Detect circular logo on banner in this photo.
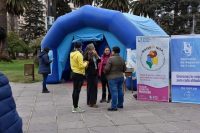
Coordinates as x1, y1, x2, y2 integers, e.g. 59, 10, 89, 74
140, 45, 165, 71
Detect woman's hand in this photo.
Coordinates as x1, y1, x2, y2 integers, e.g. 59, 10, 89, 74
93, 50, 99, 58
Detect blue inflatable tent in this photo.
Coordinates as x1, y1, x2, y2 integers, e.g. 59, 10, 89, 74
41, 5, 167, 84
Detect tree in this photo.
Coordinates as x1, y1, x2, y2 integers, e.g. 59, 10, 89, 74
30, 37, 43, 57
56, 0, 72, 19
0, 27, 7, 58
131, 0, 200, 35
7, 32, 28, 59
6, 0, 27, 15
20, 0, 45, 43
101, 0, 129, 12
30, 37, 43, 66
6, 0, 28, 31
71, 0, 93, 7
130, 0, 154, 17
0, 0, 8, 58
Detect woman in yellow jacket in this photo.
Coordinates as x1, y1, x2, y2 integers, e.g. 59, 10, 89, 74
70, 42, 88, 113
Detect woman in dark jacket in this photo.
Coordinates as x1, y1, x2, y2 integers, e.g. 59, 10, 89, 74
0, 72, 23, 133
38, 47, 52, 93
84, 43, 100, 108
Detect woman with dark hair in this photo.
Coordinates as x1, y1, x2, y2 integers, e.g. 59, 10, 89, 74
38, 47, 52, 93
104, 46, 126, 111
84, 43, 100, 108
98, 47, 111, 103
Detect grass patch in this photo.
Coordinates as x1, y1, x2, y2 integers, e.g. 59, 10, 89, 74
0, 59, 42, 83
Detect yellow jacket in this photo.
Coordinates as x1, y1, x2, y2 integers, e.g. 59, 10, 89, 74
70, 50, 87, 75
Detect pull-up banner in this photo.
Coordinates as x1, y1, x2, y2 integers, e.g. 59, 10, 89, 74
171, 35, 200, 104
136, 36, 170, 102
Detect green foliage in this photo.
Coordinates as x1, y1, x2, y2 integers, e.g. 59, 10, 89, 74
101, 0, 129, 12
6, 0, 28, 16
7, 32, 30, 59
71, 0, 93, 7
56, 0, 72, 18
30, 37, 43, 66
20, 0, 45, 43
30, 37, 42, 52
131, 0, 200, 35
71, 0, 129, 12
130, 0, 154, 17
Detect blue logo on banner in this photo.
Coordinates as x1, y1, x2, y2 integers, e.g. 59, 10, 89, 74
171, 37, 200, 72
171, 36, 200, 104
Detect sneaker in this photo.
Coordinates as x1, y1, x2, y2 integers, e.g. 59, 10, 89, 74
72, 107, 85, 113
77, 107, 85, 112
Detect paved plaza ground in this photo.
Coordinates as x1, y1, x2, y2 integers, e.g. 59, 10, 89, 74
11, 82, 200, 133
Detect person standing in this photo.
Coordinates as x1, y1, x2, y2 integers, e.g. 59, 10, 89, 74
38, 47, 52, 93
98, 47, 111, 103
84, 43, 100, 108
70, 42, 88, 113
104, 46, 126, 111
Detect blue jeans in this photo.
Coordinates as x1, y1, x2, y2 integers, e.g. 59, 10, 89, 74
108, 77, 124, 109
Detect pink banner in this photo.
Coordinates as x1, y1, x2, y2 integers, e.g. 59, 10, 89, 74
137, 84, 169, 102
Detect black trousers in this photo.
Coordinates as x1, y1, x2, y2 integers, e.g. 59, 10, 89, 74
101, 73, 111, 100
72, 73, 84, 108
87, 75, 98, 105
42, 74, 48, 91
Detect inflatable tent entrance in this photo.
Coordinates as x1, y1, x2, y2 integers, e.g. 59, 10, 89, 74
62, 36, 109, 81
41, 5, 167, 84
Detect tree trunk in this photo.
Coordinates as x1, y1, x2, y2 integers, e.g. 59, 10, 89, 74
11, 52, 16, 59
8, 13, 16, 32
25, 51, 29, 59
0, 0, 7, 57
52, 0, 57, 19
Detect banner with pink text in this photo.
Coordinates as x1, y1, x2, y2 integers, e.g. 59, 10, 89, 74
136, 36, 170, 102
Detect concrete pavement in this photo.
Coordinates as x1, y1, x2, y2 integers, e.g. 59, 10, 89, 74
11, 82, 200, 133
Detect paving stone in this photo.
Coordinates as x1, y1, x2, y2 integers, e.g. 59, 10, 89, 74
118, 125, 150, 133
58, 121, 86, 130
145, 123, 181, 133
10, 82, 200, 133
59, 128, 89, 133
28, 122, 57, 132
89, 126, 119, 133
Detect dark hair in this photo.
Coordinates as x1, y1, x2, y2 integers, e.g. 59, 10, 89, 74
112, 46, 120, 53
74, 42, 82, 49
44, 47, 50, 52
104, 46, 110, 50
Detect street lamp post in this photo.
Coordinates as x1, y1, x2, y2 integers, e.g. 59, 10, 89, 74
187, 4, 200, 34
